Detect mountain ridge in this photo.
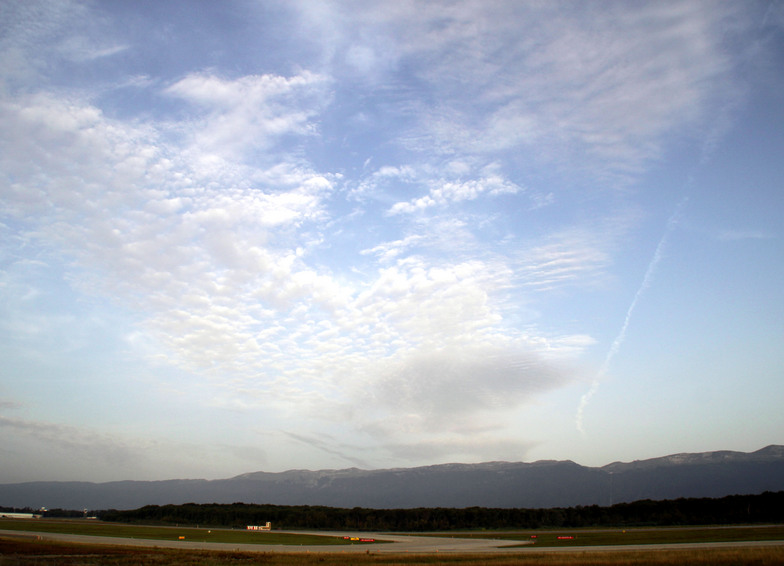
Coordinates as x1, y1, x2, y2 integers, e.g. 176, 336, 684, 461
1, 445, 782, 511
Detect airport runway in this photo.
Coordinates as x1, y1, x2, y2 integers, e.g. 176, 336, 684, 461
3, 528, 784, 554
1, 529, 518, 554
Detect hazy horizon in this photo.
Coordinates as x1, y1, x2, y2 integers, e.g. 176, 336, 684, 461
2, 443, 782, 485
1, 1, 783, 483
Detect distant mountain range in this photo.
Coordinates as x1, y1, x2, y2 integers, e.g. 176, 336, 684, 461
2, 445, 783, 511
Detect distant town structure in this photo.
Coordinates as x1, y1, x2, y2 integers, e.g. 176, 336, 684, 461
246, 522, 271, 531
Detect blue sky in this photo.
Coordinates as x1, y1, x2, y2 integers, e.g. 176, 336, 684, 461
1, 0, 783, 483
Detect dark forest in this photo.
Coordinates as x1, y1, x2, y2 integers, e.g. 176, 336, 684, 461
80, 491, 784, 531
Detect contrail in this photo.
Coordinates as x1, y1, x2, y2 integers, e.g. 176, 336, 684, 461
576, 197, 688, 434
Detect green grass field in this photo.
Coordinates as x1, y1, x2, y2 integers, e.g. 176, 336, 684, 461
425, 524, 784, 547
2, 518, 784, 566
3, 518, 783, 548
2, 536, 784, 565
0, 518, 369, 546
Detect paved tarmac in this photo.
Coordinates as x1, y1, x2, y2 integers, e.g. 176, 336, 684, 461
3, 528, 784, 554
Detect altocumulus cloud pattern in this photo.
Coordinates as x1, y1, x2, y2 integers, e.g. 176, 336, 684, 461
0, 0, 783, 483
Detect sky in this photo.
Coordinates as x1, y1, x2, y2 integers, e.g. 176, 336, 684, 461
1, 1, 783, 484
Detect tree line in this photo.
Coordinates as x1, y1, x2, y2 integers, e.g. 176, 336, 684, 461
95, 491, 784, 531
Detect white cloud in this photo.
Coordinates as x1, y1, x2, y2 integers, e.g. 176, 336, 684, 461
164, 72, 330, 161
519, 235, 613, 292
381, 436, 536, 465
2, 83, 583, 446
1, 86, 336, 374
2, 10, 612, 475
4, 0, 769, 476
389, 175, 522, 215
58, 36, 128, 62
368, 343, 568, 422
297, 1, 748, 189
0, 414, 152, 481
283, 431, 372, 468
361, 235, 423, 263
0, 412, 272, 482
